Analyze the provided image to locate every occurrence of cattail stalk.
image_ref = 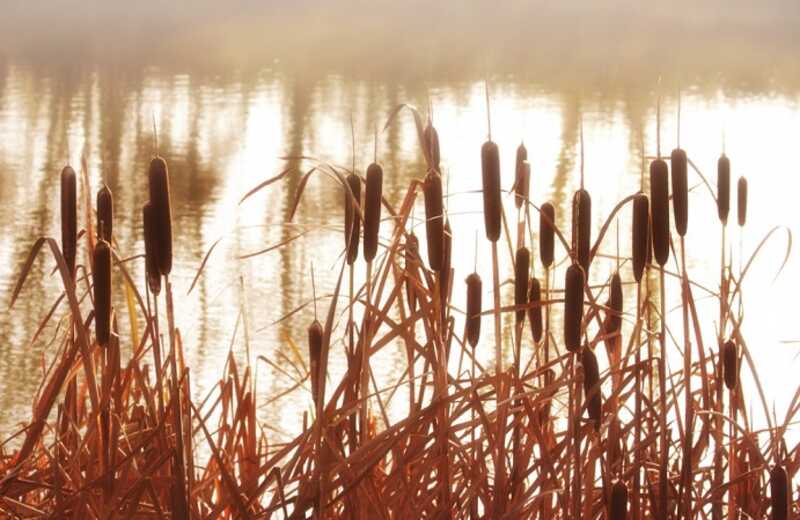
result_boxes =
[424,171,444,270]
[93,240,112,346]
[564,263,584,352]
[97,184,113,243]
[363,163,383,263]
[148,157,173,276]
[344,173,361,265]
[61,166,77,279]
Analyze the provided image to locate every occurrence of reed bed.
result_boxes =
[1,101,798,520]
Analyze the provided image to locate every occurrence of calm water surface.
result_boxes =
[1,57,799,439]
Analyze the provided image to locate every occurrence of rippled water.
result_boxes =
[1,50,800,438]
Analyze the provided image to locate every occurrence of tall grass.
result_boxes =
[0,99,797,519]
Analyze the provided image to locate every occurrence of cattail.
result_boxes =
[769,465,789,520]
[610,481,629,520]
[148,157,173,276]
[540,202,555,269]
[514,143,529,209]
[343,173,361,265]
[423,171,444,271]
[308,319,323,408]
[671,148,688,236]
[142,202,161,296]
[363,162,383,262]
[423,120,440,172]
[60,166,77,278]
[605,271,623,335]
[581,347,601,430]
[514,247,530,325]
[717,153,730,224]
[405,232,420,311]
[722,339,738,390]
[737,176,748,227]
[632,193,649,283]
[571,189,591,273]
[481,140,502,242]
[93,239,112,346]
[564,263,585,352]
[650,158,670,266]
[440,220,453,314]
[465,272,482,348]
[96,184,113,243]
[528,277,543,342]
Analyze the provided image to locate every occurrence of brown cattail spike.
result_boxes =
[514,247,530,325]
[572,189,592,273]
[632,193,649,282]
[142,202,161,296]
[581,347,601,430]
[308,319,323,408]
[540,202,555,268]
[737,176,748,227]
[363,162,383,262]
[564,263,585,352]
[405,232,420,311]
[440,219,453,317]
[343,173,361,265]
[60,166,77,278]
[423,120,440,172]
[514,143,529,209]
[717,154,730,224]
[423,171,444,270]
[528,277,543,342]
[722,339,738,390]
[481,140,502,242]
[610,481,629,520]
[97,184,113,243]
[148,157,173,276]
[671,147,688,236]
[93,239,112,346]
[769,465,789,520]
[650,158,670,266]
[605,272,623,335]
[465,272,482,348]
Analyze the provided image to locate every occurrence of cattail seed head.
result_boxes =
[717,154,730,224]
[571,189,592,274]
[514,143,529,209]
[363,163,383,262]
[93,239,112,346]
[148,157,173,276]
[610,481,629,520]
[769,465,789,520]
[650,158,670,266]
[564,263,585,352]
[670,148,688,236]
[96,184,113,243]
[514,247,530,325]
[605,272,623,335]
[465,272,482,348]
[60,166,77,278]
[308,319,323,408]
[737,176,748,227]
[581,347,601,430]
[632,193,650,283]
[440,220,453,316]
[142,202,161,296]
[423,171,444,270]
[423,120,440,172]
[405,232,420,311]
[540,202,555,269]
[528,277,543,343]
[722,339,738,391]
[481,140,502,242]
[343,173,361,265]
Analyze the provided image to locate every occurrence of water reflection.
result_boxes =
[1,59,799,440]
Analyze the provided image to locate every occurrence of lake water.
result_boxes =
[2,4,800,438]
